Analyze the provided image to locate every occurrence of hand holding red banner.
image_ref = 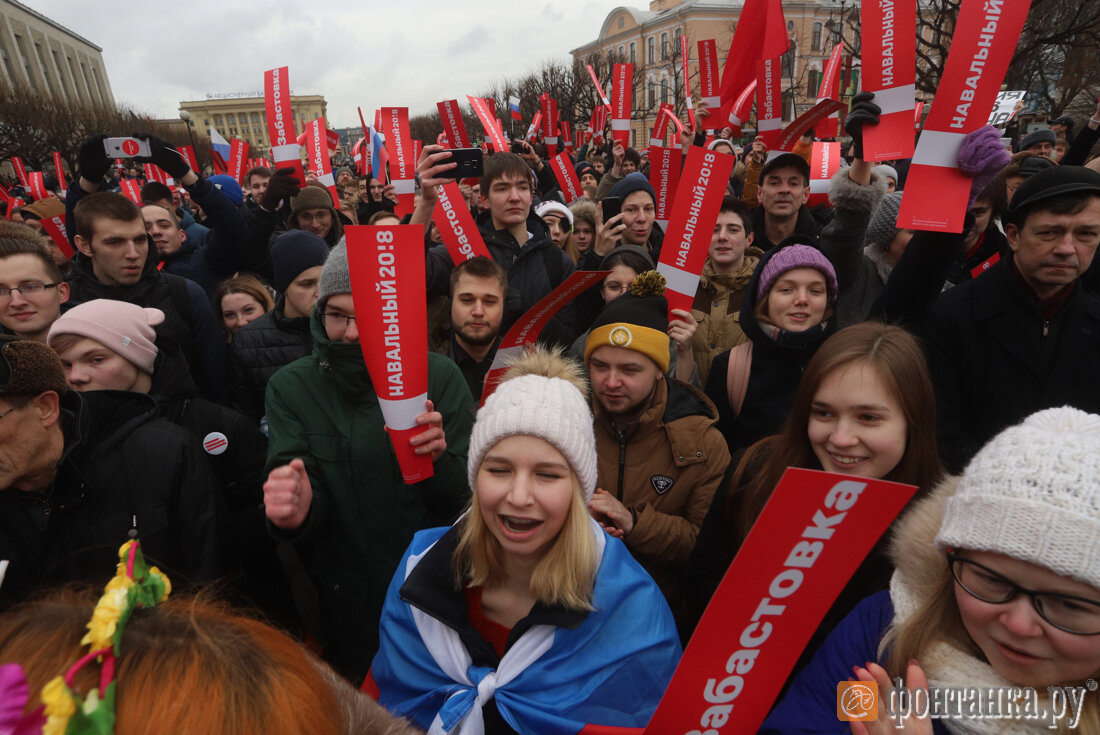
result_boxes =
[383,108,416,218]
[433,181,491,263]
[346,224,434,484]
[480,271,609,406]
[656,146,736,317]
[642,469,916,734]
[305,118,339,209]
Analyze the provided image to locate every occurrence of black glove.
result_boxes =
[260,167,301,211]
[132,133,191,180]
[843,92,882,160]
[77,134,111,183]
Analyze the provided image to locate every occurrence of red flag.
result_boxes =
[719,0,789,105]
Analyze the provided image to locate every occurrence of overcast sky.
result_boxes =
[32,0,629,128]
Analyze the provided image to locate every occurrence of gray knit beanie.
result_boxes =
[317,239,350,309]
[865,192,905,251]
[937,407,1100,589]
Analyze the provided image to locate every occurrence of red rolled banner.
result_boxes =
[897,0,1031,233]
[540,94,559,156]
[649,103,676,147]
[467,96,509,154]
[38,212,74,259]
[680,34,696,131]
[437,100,471,149]
[648,145,682,231]
[120,179,141,204]
[52,151,66,185]
[589,104,610,146]
[11,157,29,188]
[548,152,584,203]
[586,64,611,106]
[813,45,844,139]
[862,0,917,160]
[178,145,199,174]
[808,142,841,208]
[346,224,433,484]
[642,469,917,734]
[656,146,736,318]
[728,81,757,137]
[305,118,339,209]
[768,99,846,153]
[143,164,171,186]
[383,107,415,218]
[265,66,305,186]
[433,181,490,264]
[229,139,249,184]
[561,121,574,152]
[27,172,48,200]
[480,271,610,406]
[610,63,633,146]
[525,111,542,142]
[756,57,783,146]
[698,40,721,129]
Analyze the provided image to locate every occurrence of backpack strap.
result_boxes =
[725,342,754,417]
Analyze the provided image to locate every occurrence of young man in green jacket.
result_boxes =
[262,241,475,684]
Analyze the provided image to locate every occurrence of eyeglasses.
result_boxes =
[948,552,1100,635]
[322,312,357,328]
[0,282,60,299]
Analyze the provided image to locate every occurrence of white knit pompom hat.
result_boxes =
[467,350,597,501]
[936,406,1100,588]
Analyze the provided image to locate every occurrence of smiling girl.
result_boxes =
[367,348,681,733]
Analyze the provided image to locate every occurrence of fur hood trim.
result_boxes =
[889,475,959,622]
[827,167,888,214]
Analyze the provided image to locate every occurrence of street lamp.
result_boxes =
[179,109,197,154]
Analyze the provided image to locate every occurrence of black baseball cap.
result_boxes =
[761,152,811,183]
[1005,166,1100,225]
[1049,116,1075,129]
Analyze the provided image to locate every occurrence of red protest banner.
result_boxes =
[178,145,199,174]
[143,164,169,185]
[264,66,305,186]
[649,103,676,147]
[680,34,696,130]
[437,100,471,149]
[862,0,917,160]
[120,179,141,204]
[808,142,841,207]
[38,213,74,258]
[433,181,490,263]
[326,128,340,151]
[756,57,783,146]
[814,45,845,139]
[611,63,633,146]
[589,104,610,145]
[11,157,29,188]
[480,271,610,405]
[548,152,584,203]
[346,224,433,484]
[306,118,339,209]
[897,0,1031,233]
[656,146,736,317]
[52,151,66,185]
[648,146,682,231]
[728,81,757,137]
[769,99,847,153]
[643,468,917,734]
[229,139,249,184]
[467,96,509,153]
[698,40,721,128]
[586,64,611,106]
[561,121,574,152]
[383,107,415,218]
[914,101,925,132]
[540,94,559,156]
[27,172,48,200]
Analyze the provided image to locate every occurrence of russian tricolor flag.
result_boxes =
[370,127,389,182]
[209,126,231,172]
[509,96,522,121]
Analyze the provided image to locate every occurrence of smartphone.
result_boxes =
[439,148,484,180]
[510,140,527,155]
[601,196,622,222]
[103,137,151,158]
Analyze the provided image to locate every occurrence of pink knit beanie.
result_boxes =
[47,300,164,374]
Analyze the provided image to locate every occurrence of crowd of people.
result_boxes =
[0,87,1099,734]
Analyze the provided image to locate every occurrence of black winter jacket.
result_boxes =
[230,297,313,422]
[0,391,235,606]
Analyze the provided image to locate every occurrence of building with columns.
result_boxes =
[178,94,328,161]
[0,0,114,107]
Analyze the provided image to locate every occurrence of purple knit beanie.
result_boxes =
[756,244,839,302]
[957,124,1012,208]
[47,300,164,374]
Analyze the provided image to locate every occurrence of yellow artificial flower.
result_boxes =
[149,565,172,600]
[41,675,76,735]
[80,577,132,651]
